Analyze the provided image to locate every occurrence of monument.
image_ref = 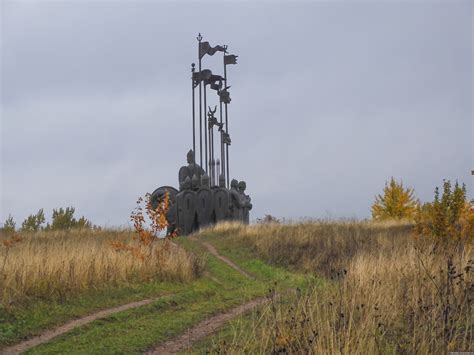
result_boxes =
[150,34,252,235]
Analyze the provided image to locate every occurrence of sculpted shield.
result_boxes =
[149,186,179,234]
[176,190,197,235]
[213,188,230,221]
[196,188,214,226]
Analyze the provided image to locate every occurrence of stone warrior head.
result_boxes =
[187,149,195,164]
[238,181,246,193]
[230,179,239,190]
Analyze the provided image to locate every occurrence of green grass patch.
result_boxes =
[24,247,263,354]
[0,280,192,347]
[4,231,322,354]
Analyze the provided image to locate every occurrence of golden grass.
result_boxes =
[208,221,474,353]
[210,220,414,277]
[0,229,204,306]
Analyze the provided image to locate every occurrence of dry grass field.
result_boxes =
[1,220,472,353]
[205,221,474,354]
[0,229,204,306]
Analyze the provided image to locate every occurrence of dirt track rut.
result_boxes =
[144,235,265,354]
[188,235,254,279]
[1,298,162,355]
[3,237,260,354]
[146,296,266,354]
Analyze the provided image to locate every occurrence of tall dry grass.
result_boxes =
[0,229,204,306]
[210,220,414,277]
[207,221,474,353]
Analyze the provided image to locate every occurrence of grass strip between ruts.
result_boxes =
[7,232,318,354]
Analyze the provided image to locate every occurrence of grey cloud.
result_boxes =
[1,1,472,225]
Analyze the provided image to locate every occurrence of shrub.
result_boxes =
[371,177,418,220]
[21,209,45,232]
[75,216,92,230]
[459,199,474,239]
[45,207,92,231]
[256,214,280,224]
[111,193,171,262]
[1,215,16,235]
[415,180,473,240]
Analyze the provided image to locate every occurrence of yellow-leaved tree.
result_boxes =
[371,177,418,220]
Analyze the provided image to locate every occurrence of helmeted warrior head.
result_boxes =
[187,149,195,164]
[230,179,239,190]
[238,181,246,192]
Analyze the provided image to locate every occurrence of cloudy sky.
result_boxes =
[1,0,472,227]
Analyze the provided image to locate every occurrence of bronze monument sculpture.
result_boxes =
[151,35,252,235]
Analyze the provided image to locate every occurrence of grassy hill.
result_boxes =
[1,221,472,353]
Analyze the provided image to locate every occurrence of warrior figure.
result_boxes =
[179,150,204,187]
[238,181,252,224]
[229,179,246,221]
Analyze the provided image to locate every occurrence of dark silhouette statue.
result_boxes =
[151,36,251,235]
[179,150,204,188]
[238,181,252,224]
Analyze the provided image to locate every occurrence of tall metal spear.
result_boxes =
[197,34,203,169]
[224,56,229,187]
[209,111,214,185]
[223,52,238,187]
[204,82,208,174]
[219,95,224,180]
[191,63,196,156]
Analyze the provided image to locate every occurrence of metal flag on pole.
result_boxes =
[224,54,238,65]
[199,42,226,59]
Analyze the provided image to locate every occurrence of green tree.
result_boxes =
[371,177,418,220]
[48,207,76,230]
[75,216,92,229]
[45,207,92,230]
[1,215,16,235]
[21,209,46,232]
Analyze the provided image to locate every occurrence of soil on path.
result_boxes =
[146,296,267,354]
[1,297,163,355]
[188,235,254,279]
[145,236,266,354]
[3,236,258,354]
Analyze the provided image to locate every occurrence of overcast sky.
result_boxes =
[1,0,472,227]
